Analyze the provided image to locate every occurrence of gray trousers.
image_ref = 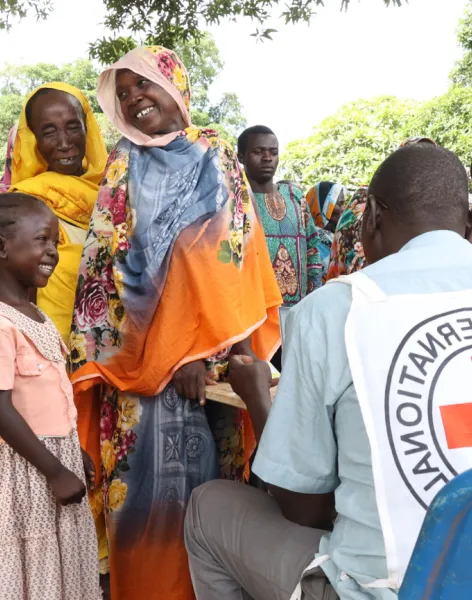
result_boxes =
[184,480,339,600]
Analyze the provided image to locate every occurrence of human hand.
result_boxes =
[81,448,96,490]
[228,355,273,406]
[231,336,257,361]
[47,466,87,506]
[172,360,216,406]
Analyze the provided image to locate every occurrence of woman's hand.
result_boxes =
[47,466,87,506]
[81,448,96,490]
[172,360,216,406]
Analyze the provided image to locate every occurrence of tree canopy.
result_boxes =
[0,59,101,111]
[172,36,247,142]
[0,59,113,158]
[450,0,472,87]
[281,0,472,190]
[1,0,402,63]
[408,86,472,162]
[88,0,402,63]
[280,96,418,189]
[281,87,472,189]
[0,0,52,32]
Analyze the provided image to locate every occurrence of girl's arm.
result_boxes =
[0,390,86,505]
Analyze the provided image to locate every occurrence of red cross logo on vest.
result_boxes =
[440,357,472,450]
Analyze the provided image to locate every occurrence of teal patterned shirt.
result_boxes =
[253,183,322,307]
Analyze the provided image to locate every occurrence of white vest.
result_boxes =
[291,272,472,598]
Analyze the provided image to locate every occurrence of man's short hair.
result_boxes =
[370,145,469,225]
[237,125,276,155]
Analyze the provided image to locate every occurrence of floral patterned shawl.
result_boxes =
[326,187,367,280]
[71,130,281,380]
[306,181,347,282]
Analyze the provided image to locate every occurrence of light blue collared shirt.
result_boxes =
[253,231,472,599]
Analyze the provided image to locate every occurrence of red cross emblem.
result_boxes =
[440,403,472,449]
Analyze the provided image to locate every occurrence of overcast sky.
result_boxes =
[0,0,468,148]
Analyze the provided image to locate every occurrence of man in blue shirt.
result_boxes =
[184,145,472,599]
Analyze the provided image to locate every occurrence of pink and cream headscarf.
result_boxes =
[97,46,192,148]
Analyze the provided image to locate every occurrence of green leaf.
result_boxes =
[0,0,404,54]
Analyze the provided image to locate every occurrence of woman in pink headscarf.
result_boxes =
[70,45,281,600]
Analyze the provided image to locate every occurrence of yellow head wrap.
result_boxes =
[10,81,107,229]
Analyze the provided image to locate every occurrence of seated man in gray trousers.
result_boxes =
[184,144,472,599]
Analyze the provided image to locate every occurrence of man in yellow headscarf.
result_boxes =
[9,82,108,344]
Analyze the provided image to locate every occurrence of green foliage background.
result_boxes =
[281,0,472,189]
[2,0,472,191]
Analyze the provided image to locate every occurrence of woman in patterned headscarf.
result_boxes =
[306,181,347,283]
[69,46,281,600]
[327,137,436,280]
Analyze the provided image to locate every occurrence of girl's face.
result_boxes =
[0,207,59,289]
[115,69,186,137]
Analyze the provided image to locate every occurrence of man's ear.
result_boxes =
[375,199,383,232]
[237,152,245,165]
[0,234,7,259]
[466,208,472,243]
[365,195,377,238]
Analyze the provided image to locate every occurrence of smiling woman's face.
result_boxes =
[115,69,185,137]
[28,90,86,177]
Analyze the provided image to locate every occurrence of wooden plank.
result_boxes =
[205,381,278,410]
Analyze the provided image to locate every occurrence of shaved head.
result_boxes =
[363,145,469,264]
[369,144,469,226]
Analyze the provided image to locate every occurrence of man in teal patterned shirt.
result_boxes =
[238,126,322,308]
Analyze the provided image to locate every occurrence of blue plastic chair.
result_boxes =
[399,468,472,599]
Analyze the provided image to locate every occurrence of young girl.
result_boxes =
[0,192,101,600]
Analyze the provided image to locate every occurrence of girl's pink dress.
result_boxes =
[0,302,101,600]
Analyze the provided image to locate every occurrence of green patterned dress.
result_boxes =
[253,182,323,306]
